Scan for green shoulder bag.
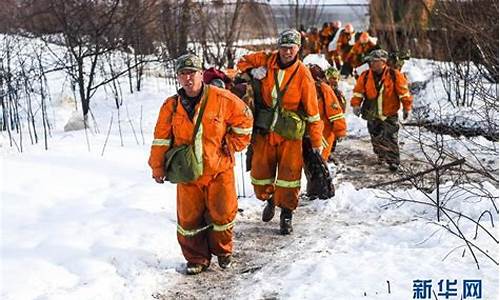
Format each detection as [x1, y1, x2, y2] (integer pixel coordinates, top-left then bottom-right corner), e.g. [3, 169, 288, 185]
[164, 87, 209, 184]
[271, 65, 306, 140]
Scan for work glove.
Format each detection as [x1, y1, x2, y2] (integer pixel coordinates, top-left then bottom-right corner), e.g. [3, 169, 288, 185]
[312, 146, 324, 155]
[152, 169, 165, 184]
[403, 109, 411, 121]
[250, 67, 267, 80]
[352, 106, 361, 117]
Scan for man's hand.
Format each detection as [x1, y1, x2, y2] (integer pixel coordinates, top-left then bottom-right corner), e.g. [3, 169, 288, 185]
[153, 175, 165, 184]
[403, 109, 411, 121]
[352, 106, 361, 117]
[250, 67, 267, 80]
[312, 146, 324, 155]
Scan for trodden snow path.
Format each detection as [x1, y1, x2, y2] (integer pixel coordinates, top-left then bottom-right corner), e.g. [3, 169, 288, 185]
[153, 137, 498, 300]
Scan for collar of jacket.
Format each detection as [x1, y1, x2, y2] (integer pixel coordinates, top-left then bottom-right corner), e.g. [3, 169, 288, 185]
[270, 52, 299, 71]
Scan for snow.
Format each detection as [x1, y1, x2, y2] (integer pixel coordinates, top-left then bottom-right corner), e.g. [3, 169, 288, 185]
[236, 183, 499, 299]
[1, 37, 499, 300]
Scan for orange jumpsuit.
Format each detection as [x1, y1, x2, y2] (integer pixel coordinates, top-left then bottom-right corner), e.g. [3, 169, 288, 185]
[336, 30, 354, 66]
[148, 84, 253, 267]
[351, 67, 412, 117]
[316, 82, 346, 160]
[307, 32, 322, 54]
[319, 26, 332, 51]
[351, 67, 412, 164]
[346, 40, 377, 68]
[237, 51, 323, 211]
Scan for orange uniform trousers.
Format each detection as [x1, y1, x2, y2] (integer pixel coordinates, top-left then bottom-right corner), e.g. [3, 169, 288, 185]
[176, 168, 237, 267]
[250, 133, 303, 211]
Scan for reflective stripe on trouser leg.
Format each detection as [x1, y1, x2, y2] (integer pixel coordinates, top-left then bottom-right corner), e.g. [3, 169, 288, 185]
[206, 168, 238, 257]
[274, 138, 303, 211]
[250, 134, 277, 201]
[177, 180, 211, 266]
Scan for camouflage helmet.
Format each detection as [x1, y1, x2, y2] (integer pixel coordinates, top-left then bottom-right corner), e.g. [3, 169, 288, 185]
[278, 29, 301, 47]
[366, 49, 388, 62]
[175, 53, 203, 73]
[325, 67, 341, 80]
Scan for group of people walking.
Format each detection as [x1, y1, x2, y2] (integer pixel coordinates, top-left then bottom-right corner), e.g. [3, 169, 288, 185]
[300, 21, 379, 77]
[148, 27, 413, 275]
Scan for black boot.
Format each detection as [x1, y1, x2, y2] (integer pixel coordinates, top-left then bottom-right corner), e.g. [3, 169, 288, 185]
[280, 208, 293, 235]
[262, 198, 275, 222]
[217, 255, 232, 269]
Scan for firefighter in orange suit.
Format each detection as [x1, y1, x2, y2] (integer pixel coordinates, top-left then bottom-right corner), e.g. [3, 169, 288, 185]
[345, 32, 378, 69]
[236, 29, 323, 235]
[148, 54, 253, 275]
[308, 64, 347, 160]
[351, 49, 412, 171]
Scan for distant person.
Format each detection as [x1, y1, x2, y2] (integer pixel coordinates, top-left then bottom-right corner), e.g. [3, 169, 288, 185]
[308, 64, 346, 161]
[333, 23, 355, 70]
[148, 53, 253, 275]
[325, 67, 347, 160]
[344, 32, 379, 76]
[350, 49, 413, 171]
[307, 27, 321, 54]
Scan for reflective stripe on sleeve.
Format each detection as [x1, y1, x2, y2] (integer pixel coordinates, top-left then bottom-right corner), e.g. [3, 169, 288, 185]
[177, 223, 212, 237]
[152, 139, 171, 146]
[329, 113, 345, 122]
[251, 176, 275, 186]
[399, 92, 411, 99]
[353, 92, 364, 98]
[275, 179, 301, 188]
[212, 219, 236, 232]
[231, 126, 253, 135]
[306, 113, 321, 123]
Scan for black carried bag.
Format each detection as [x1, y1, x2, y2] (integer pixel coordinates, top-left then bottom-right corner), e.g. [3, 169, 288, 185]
[164, 87, 209, 184]
[302, 137, 335, 199]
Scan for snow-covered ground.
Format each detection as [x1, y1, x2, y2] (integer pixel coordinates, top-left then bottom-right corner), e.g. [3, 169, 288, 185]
[1, 41, 499, 299]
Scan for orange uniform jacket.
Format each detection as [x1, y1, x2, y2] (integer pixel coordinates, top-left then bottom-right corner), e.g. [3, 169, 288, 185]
[351, 67, 413, 118]
[149, 85, 253, 179]
[319, 27, 332, 47]
[336, 31, 353, 62]
[236, 51, 323, 148]
[307, 33, 322, 54]
[316, 82, 347, 159]
[346, 40, 377, 68]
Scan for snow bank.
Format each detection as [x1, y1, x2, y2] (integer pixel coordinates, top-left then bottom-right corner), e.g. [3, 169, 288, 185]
[236, 183, 499, 300]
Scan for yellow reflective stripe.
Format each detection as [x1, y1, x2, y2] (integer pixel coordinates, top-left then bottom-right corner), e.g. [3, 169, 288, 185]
[231, 126, 253, 135]
[177, 224, 212, 237]
[152, 139, 171, 146]
[377, 86, 386, 121]
[271, 69, 286, 107]
[306, 113, 321, 123]
[353, 92, 364, 98]
[329, 113, 345, 121]
[212, 219, 236, 232]
[193, 106, 204, 165]
[399, 92, 411, 99]
[276, 179, 301, 188]
[321, 137, 329, 148]
[399, 85, 408, 90]
[251, 176, 275, 186]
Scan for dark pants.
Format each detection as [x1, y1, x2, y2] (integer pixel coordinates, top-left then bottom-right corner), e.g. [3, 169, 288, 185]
[367, 115, 400, 165]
